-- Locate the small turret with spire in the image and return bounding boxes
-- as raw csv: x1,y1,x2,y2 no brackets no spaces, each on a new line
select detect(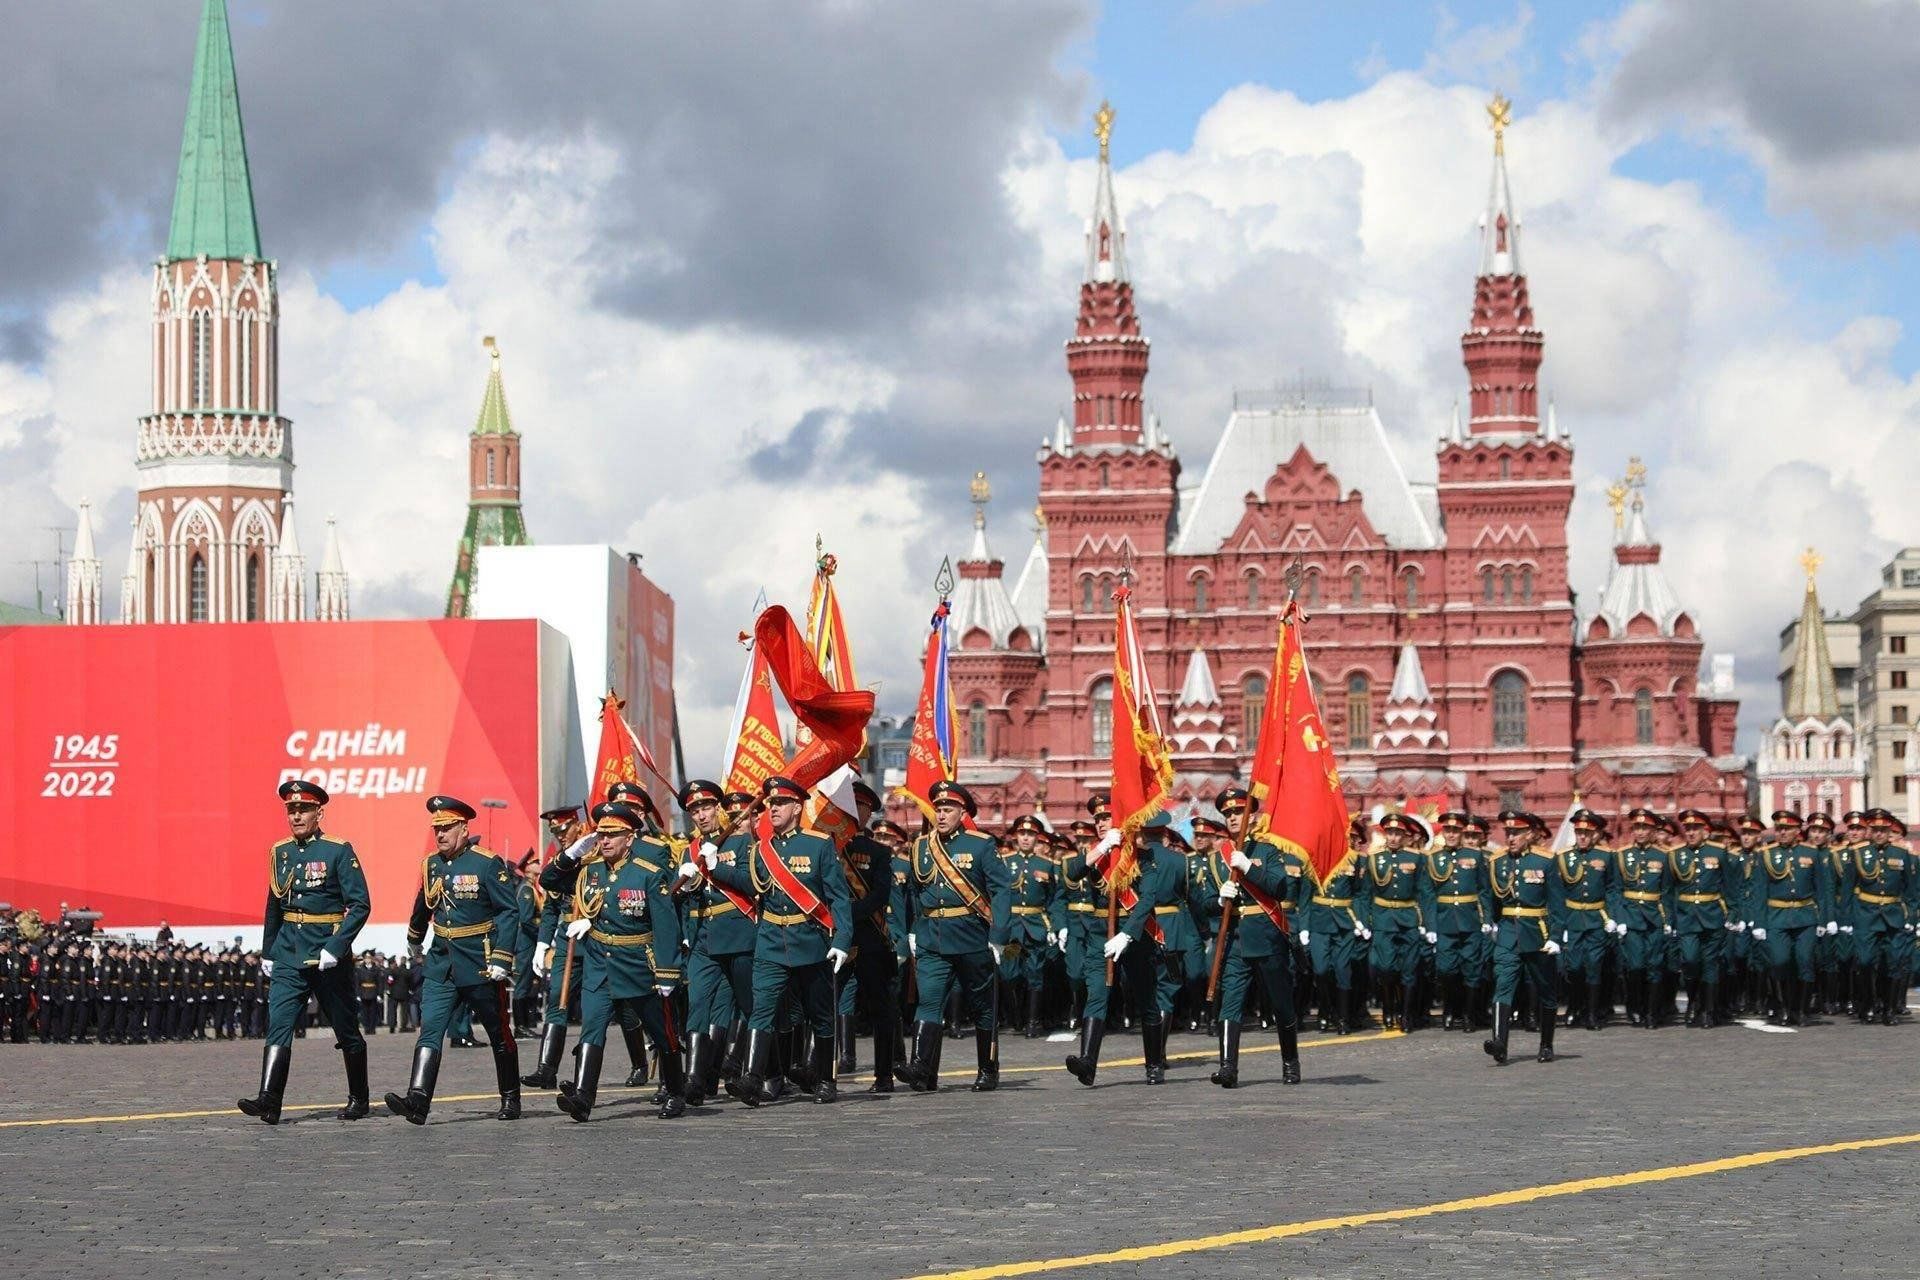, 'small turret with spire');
1067,100,1150,447
446,336,532,618
316,518,350,622
1461,93,1544,437
66,500,102,625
